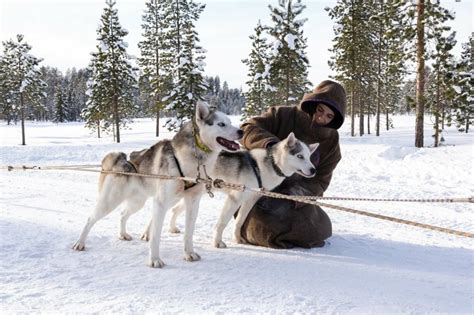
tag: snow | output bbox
[0,115,473,313]
[285,33,297,49]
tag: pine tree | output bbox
[390,0,455,147]
[450,36,473,133]
[327,0,373,136]
[381,0,407,132]
[0,54,16,124]
[266,0,311,107]
[0,34,46,145]
[164,0,207,131]
[53,85,67,123]
[242,20,272,120]
[427,29,456,146]
[138,0,173,136]
[83,0,137,142]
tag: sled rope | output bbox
[3,164,474,239]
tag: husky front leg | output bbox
[182,191,203,261]
[213,191,244,248]
[148,192,179,268]
[233,194,260,244]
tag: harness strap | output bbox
[246,153,263,189]
[168,143,197,190]
[127,160,139,173]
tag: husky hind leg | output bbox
[119,196,147,241]
[233,194,260,244]
[169,200,185,233]
[72,177,127,251]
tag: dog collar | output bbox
[267,148,286,178]
[192,120,212,154]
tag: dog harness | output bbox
[246,152,263,189]
[267,147,286,178]
[166,142,198,190]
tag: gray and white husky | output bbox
[72,101,243,268]
[165,132,319,248]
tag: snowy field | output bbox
[1,115,473,313]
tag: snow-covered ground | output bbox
[1,115,473,313]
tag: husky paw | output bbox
[72,242,85,251]
[184,252,201,262]
[213,240,227,248]
[140,233,150,242]
[169,226,181,234]
[119,233,132,241]
[148,258,165,268]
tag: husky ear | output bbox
[285,132,297,148]
[309,143,320,154]
[196,101,210,121]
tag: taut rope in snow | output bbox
[3,164,474,239]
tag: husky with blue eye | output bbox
[72,101,243,268]
[163,132,319,249]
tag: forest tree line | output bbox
[0,0,472,146]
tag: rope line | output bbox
[3,164,473,239]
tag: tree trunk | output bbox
[114,94,120,143]
[441,106,445,130]
[367,83,371,135]
[156,109,160,137]
[351,84,355,137]
[359,83,364,136]
[415,0,425,148]
[376,0,383,137]
[434,71,440,147]
[97,120,101,138]
[20,93,26,145]
[466,114,470,133]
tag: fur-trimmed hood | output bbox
[299,80,346,129]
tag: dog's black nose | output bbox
[237,129,244,138]
[310,167,316,175]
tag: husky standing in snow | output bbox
[164,132,319,248]
[72,101,243,268]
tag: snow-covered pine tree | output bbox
[427,28,456,146]
[266,0,311,107]
[53,85,67,123]
[83,0,137,143]
[242,20,272,120]
[0,54,16,124]
[138,0,173,136]
[164,0,207,131]
[450,36,473,133]
[0,34,46,145]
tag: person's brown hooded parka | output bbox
[239,80,346,249]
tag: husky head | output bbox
[194,101,243,152]
[275,132,318,178]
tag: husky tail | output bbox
[99,152,135,192]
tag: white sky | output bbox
[1,0,472,90]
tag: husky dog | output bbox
[72,101,243,268]
[165,132,318,248]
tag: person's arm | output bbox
[240,106,283,149]
[308,134,341,196]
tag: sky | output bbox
[0,0,472,90]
